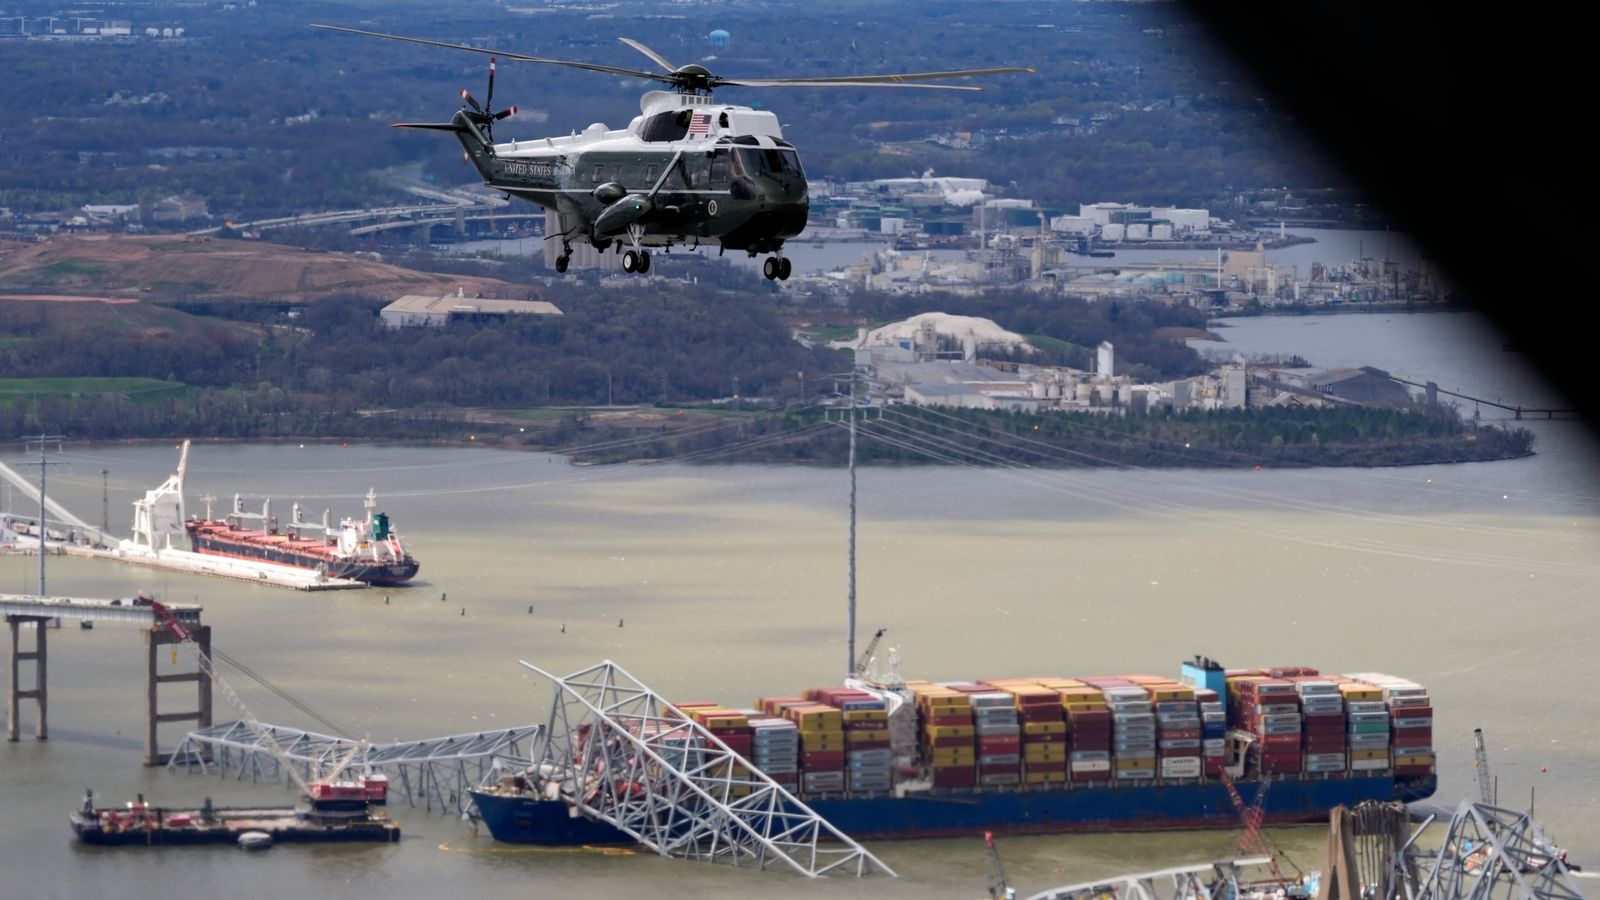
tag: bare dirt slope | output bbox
[0,234,521,302]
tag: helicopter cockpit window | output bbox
[735,147,804,178]
[709,149,731,184]
[641,110,692,142]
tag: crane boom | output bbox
[144,595,317,795]
[853,627,887,678]
[1473,727,1494,805]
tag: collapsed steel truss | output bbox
[523,659,894,878]
[1025,857,1279,900]
[167,720,539,813]
[1392,801,1586,900]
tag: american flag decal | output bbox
[688,112,712,135]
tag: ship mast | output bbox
[846,369,858,679]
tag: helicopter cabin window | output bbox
[709,149,731,185]
[590,163,605,184]
[640,110,692,143]
[735,147,804,178]
[644,164,659,184]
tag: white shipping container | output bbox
[1349,757,1391,771]
[1069,760,1112,772]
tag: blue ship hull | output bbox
[470,774,1436,844]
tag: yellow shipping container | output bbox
[792,710,843,729]
[1349,749,1390,761]
[1147,686,1195,701]
[1395,754,1435,767]
[846,730,893,746]
[844,709,888,723]
[1025,748,1066,763]
[1024,772,1067,784]
[1114,757,1152,770]
[1061,700,1107,712]
[928,750,977,765]
[925,724,976,739]
[1024,721,1067,736]
[920,694,972,709]
[1338,685,1382,701]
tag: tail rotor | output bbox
[460,57,517,141]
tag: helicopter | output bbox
[313,25,1031,278]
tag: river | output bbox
[2,312,1595,899]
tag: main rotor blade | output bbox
[721,79,986,91]
[617,37,675,73]
[311,25,678,84]
[735,66,1035,86]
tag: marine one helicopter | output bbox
[313,25,1031,278]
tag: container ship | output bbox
[185,488,419,586]
[469,659,1437,843]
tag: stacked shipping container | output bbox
[680,666,1431,800]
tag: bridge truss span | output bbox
[167,721,540,814]
[525,659,894,878]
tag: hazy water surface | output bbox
[1,312,1595,899]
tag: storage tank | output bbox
[1126,223,1150,241]
[1101,223,1125,241]
[1151,223,1173,241]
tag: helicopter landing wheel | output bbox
[637,250,651,274]
[777,257,792,281]
[762,257,779,280]
[622,250,639,273]
[555,254,570,273]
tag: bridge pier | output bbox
[6,615,48,741]
[145,624,212,766]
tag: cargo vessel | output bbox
[469,659,1438,843]
[185,488,419,586]
[70,779,399,846]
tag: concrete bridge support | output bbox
[6,615,48,741]
[145,624,212,766]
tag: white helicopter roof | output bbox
[494,90,787,157]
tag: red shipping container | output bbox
[1390,706,1432,720]
[941,683,986,694]
[1160,728,1201,740]
[928,713,973,727]
[1392,727,1432,744]
[1261,757,1303,774]
[1025,761,1068,773]
[1260,734,1301,748]
[933,769,976,789]
[928,734,975,748]
[801,750,845,768]
[1070,770,1111,782]
[1394,765,1433,776]
[978,736,1021,753]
